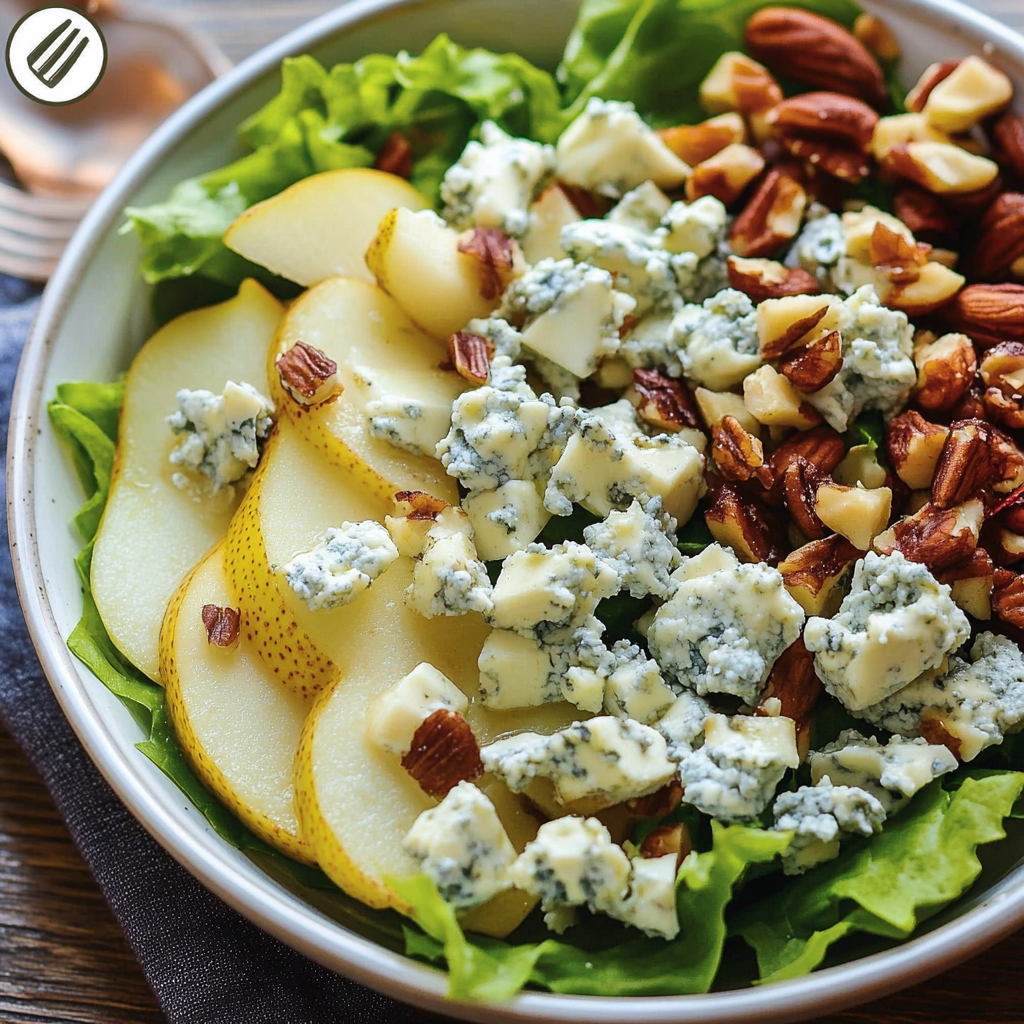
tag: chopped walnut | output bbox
[447,331,494,386]
[201,604,240,648]
[712,415,772,487]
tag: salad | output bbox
[48,0,1024,1001]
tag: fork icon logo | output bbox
[6,6,107,105]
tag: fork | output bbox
[0,179,90,281]
[26,17,90,90]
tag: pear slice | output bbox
[224,168,429,287]
[91,280,283,681]
[268,277,462,505]
[160,543,314,864]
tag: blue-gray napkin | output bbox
[0,273,437,1024]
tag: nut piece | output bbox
[935,547,995,620]
[981,341,1024,429]
[871,114,953,162]
[991,528,1024,567]
[780,457,828,539]
[873,498,984,572]
[911,333,977,413]
[768,92,879,150]
[756,637,823,722]
[971,193,1024,283]
[699,51,783,114]
[639,822,693,866]
[853,13,900,62]
[743,365,823,429]
[780,136,872,182]
[393,490,449,520]
[922,56,1013,133]
[659,113,747,165]
[730,169,808,258]
[686,144,765,206]
[768,425,846,481]
[920,711,963,761]
[869,221,931,284]
[712,415,772,487]
[757,294,840,359]
[885,262,966,318]
[887,411,950,490]
[727,256,820,303]
[631,368,701,433]
[705,481,785,565]
[201,604,240,648]
[275,341,340,405]
[905,60,960,113]
[744,7,887,107]
[626,779,684,818]
[447,331,494,386]
[694,387,762,435]
[992,567,1024,628]
[992,113,1024,179]
[457,227,520,300]
[885,142,1000,196]
[779,534,860,616]
[400,708,484,799]
[942,284,1024,347]
[374,131,413,179]
[814,481,892,551]
[893,187,958,244]
[931,419,1024,508]
[779,329,843,392]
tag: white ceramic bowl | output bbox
[9,0,1024,1020]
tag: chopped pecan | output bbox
[768,92,879,150]
[874,498,983,572]
[911,332,977,413]
[970,194,1024,283]
[374,131,413,178]
[556,183,611,220]
[730,169,808,258]
[781,457,829,539]
[893,187,959,245]
[758,296,834,360]
[920,711,963,761]
[275,342,340,405]
[885,143,1000,197]
[756,637,822,723]
[659,113,746,166]
[705,480,786,565]
[992,567,1024,628]
[727,256,820,303]
[686,144,765,206]
[780,136,872,182]
[639,822,693,866]
[920,56,1012,134]
[778,329,843,392]
[992,112,1024,180]
[712,415,772,487]
[942,284,1024,348]
[981,341,1024,430]
[887,411,950,490]
[401,708,484,799]
[447,331,494,386]
[905,60,960,113]
[202,604,240,648]
[457,227,518,300]
[744,7,887,107]
[931,419,1024,507]
[626,779,684,818]
[393,490,449,520]
[779,534,860,615]
[768,425,846,481]
[631,368,701,432]
[885,262,966,318]
[869,221,931,283]
[700,52,783,115]
[949,380,987,421]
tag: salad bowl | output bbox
[8,0,1024,1020]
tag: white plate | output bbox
[8,0,1024,1020]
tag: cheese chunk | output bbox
[674,288,761,391]
[406,508,493,618]
[605,853,680,940]
[655,689,711,761]
[366,662,469,755]
[463,480,551,561]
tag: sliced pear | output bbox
[224,169,429,287]
[91,280,283,682]
[160,543,314,864]
[365,207,505,339]
[269,277,460,505]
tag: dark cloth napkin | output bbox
[0,273,438,1023]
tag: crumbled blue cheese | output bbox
[544,400,705,520]
[436,382,575,492]
[603,641,677,725]
[771,777,886,875]
[607,181,672,233]
[555,98,690,199]
[507,816,631,932]
[406,508,493,618]
[167,380,274,489]
[462,480,551,561]
[804,551,970,712]
[655,689,711,761]
[283,520,398,611]
[365,396,439,457]
[619,311,684,376]
[605,852,680,939]
[673,288,761,392]
[809,729,957,813]
[679,713,799,821]
[440,121,555,237]
[500,257,636,377]
[804,286,917,432]
[477,617,611,711]
[784,204,846,287]
[487,541,619,642]
[366,662,468,755]
[583,497,682,599]
[403,781,517,909]
[648,559,805,704]
[854,631,1024,762]
[658,196,728,261]
[462,316,525,363]
[528,351,582,403]
[481,716,677,808]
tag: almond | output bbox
[639,822,692,866]
[778,329,843,392]
[705,480,786,565]
[401,708,484,799]
[631,368,701,432]
[905,60,960,113]
[932,418,1024,507]
[686,144,765,206]
[744,7,887,107]
[447,331,494,385]
[457,227,519,300]
[992,112,1024,179]
[727,256,820,303]
[659,113,747,166]
[626,779,684,818]
[393,490,449,520]
[893,187,959,244]
[755,637,822,723]
[730,169,807,258]
[768,92,879,150]
[374,131,413,179]
[887,411,950,490]
[970,193,1024,282]
[911,332,977,412]
[201,604,240,648]
[712,415,772,487]
[873,498,983,572]
[943,284,1024,347]
[275,341,340,405]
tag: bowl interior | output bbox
[13,0,1024,1020]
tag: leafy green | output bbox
[395,822,790,998]
[733,774,1024,984]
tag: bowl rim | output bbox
[9,0,1024,1020]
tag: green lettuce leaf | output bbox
[394,822,790,999]
[733,773,1024,984]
